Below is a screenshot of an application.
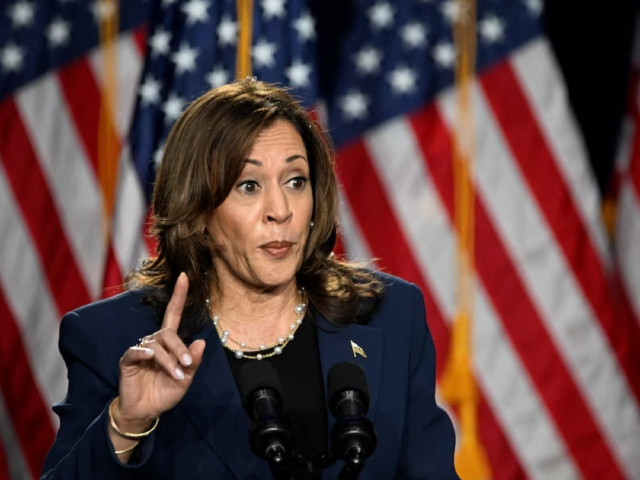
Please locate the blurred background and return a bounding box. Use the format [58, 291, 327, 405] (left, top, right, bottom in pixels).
[1, 0, 639, 479]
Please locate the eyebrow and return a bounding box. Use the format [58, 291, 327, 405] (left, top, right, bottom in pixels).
[244, 154, 308, 166]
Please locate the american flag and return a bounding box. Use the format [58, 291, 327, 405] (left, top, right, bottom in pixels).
[1, 0, 639, 479]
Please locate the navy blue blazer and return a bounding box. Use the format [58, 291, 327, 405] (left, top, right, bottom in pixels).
[41, 274, 459, 479]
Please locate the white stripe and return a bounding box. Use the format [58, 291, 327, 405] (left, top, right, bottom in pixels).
[512, 39, 611, 269]
[112, 146, 150, 273]
[16, 74, 106, 300]
[0, 393, 31, 480]
[362, 117, 579, 479]
[337, 185, 374, 262]
[0, 164, 67, 420]
[474, 280, 578, 480]
[616, 183, 640, 320]
[439, 82, 640, 478]
[615, 117, 634, 175]
[89, 33, 144, 137]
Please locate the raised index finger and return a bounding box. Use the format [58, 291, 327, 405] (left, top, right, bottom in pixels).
[162, 272, 189, 331]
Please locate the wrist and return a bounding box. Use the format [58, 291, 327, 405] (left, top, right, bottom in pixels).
[109, 397, 159, 439]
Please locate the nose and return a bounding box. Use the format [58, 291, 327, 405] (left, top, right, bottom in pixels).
[264, 186, 292, 224]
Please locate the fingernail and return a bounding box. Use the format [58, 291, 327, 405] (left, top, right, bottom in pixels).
[142, 348, 154, 357]
[174, 367, 185, 380]
[182, 353, 193, 366]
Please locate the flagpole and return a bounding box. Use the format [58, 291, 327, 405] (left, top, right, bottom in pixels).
[98, 0, 120, 291]
[439, 0, 491, 478]
[236, 0, 254, 78]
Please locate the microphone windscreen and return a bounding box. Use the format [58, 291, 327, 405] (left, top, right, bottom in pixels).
[238, 360, 283, 404]
[327, 361, 370, 404]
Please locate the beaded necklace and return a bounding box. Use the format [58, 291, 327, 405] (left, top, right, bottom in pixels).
[206, 288, 307, 360]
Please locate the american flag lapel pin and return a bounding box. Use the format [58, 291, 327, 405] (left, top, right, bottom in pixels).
[350, 340, 367, 358]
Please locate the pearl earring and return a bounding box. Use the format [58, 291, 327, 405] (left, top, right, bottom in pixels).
[310, 221, 315, 229]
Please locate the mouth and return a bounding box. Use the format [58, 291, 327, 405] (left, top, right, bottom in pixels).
[260, 241, 295, 258]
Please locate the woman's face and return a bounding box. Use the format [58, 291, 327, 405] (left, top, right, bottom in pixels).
[207, 119, 313, 292]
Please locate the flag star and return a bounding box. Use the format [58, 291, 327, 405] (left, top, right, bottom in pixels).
[261, 0, 287, 20]
[293, 12, 316, 42]
[217, 15, 237, 46]
[401, 22, 428, 48]
[479, 15, 505, 44]
[46, 18, 71, 48]
[172, 42, 199, 74]
[206, 65, 229, 88]
[368, 2, 395, 30]
[163, 93, 185, 122]
[524, 0, 543, 17]
[182, 0, 209, 24]
[353, 45, 383, 75]
[440, 0, 472, 25]
[339, 91, 369, 120]
[139, 76, 162, 106]
[8, 1, 36, 28]
[149, 28, 172, 57]
[285, 60, 312, 87]
[0, 42, 25, 72]
[440, 0, 460, 23]
[432, 41, 456, 68]
[91, 0, 116, 23]
[388, 66, 417, 94]
[252, 39, 277, 68]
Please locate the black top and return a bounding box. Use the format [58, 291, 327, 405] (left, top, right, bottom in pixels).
[224, 318, 330, 477]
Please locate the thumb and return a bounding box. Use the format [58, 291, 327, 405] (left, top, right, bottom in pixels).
[188, 339, 206, 369]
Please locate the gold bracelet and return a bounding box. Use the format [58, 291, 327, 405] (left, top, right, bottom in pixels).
[108, 398, 159, 439]
[114, 441, 139, 455]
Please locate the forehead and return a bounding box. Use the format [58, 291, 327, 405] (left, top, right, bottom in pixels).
[249, 119, 306, 155]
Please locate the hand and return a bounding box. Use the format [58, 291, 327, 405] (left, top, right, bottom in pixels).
[113, 273, 206, 432]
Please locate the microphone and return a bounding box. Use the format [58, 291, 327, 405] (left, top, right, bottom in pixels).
[238, 361, 292, 479]
[327, 361, 377, 480]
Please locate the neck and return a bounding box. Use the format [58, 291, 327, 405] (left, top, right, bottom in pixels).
[209, 279, 300, 343]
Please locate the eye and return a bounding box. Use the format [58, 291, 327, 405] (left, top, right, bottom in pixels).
[237, 180, 260, 195]
[286, 176, 308, 191]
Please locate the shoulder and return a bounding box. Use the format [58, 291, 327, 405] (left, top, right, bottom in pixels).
[363, 270, 426, 326]
[376, 270, 420, 293]
[367, 270, 423, 306]
[60, 289, 158, 355]
[69, 289, 151, 318]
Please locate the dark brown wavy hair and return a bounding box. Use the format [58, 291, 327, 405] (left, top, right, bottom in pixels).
[128, 79, 383, 339]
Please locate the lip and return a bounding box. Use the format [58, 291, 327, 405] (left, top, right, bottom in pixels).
[260, 241, 294, 258]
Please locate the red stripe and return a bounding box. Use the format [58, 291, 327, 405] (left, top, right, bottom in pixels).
[480, 61, 640, 404]
[101, 242, 124, 299]
[478, 397, 528, 480]
[0, 287, 56, 478]
[132, 25, 148, 56]
[338, 135, 527, 478]
[0, 99, 91, 315]
[407, 107, 536, 479]
[411, 103, 625, 479]
[336, 140, 450, 370]
[57, 59, 103, 175]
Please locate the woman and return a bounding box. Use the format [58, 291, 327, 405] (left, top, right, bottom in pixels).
[41, 79, 459, 479]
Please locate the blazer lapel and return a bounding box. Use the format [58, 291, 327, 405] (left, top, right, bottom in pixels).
[176, 324, 269, 479]
[316, 316, 383, 427]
